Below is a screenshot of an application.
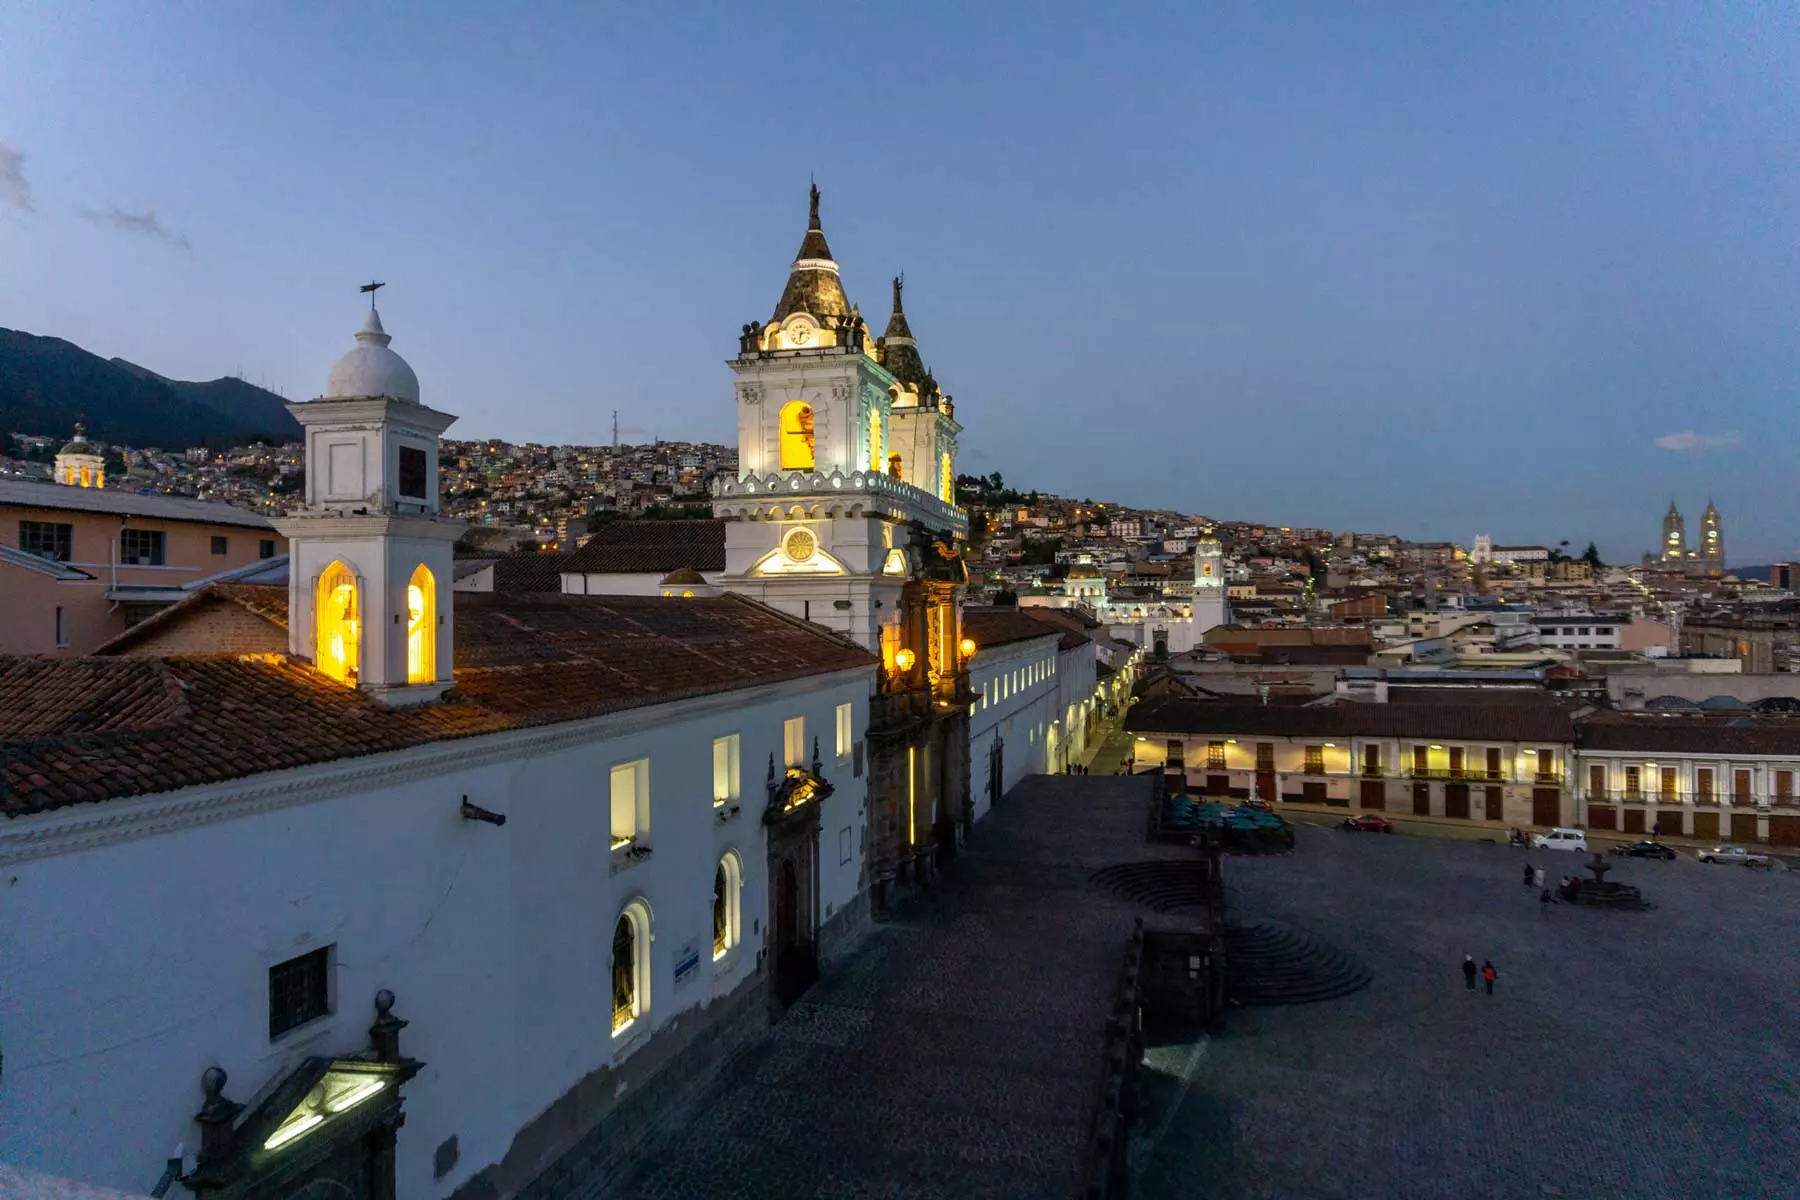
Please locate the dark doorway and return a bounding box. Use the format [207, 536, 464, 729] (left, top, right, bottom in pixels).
[1360, 780, 1385, 810]
[1623, 808, 1645, 834]
[1256, 772, 1276, 803]
[1484, 786, 1503, 821]
[1444, 784, 1470, 820]
[1412, 782, 1430, 816]
[988, 738, 1004, 810]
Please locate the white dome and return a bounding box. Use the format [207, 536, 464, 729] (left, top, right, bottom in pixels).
[324, 307, 420, 403]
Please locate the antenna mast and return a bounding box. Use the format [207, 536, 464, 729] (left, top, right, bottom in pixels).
[612, 410, 619, 453]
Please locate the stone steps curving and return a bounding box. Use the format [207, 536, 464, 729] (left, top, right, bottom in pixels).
[1223, 922, 1371, 1006]
[1090, 861, 1224, 916]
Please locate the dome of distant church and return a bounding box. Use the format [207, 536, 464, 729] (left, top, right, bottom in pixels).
[325, 306, 420, 403]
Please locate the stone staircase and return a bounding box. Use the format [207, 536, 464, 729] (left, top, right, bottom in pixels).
[1222, 921, 1371, 1007]
[1090, 861, 1224, 918]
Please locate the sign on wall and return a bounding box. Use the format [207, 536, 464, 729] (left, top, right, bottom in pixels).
[673, 939, 700, 988]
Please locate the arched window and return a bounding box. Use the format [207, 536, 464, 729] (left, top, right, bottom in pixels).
[779, 401, 815, 470]
[611, 901, 651, 1036]
[940, 452, 953, 503]
[713, 852, 742, 960]
[315, 562, 360, 685]
[406, 564, 436, 684]
[888, 452, 903, 481]
[868, 407, 883, 473]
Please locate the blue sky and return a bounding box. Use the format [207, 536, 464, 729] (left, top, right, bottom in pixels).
[2, 3, 1796, 562]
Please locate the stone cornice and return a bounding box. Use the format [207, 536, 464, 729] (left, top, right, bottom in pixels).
[270, 512, 465, 542]
[711, 469, 968, 539]
[0, 666, 875, 868]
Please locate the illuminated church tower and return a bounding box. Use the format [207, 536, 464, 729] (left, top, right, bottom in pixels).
[272, 291, 462, 707]
[1660, 501, 1686, 566]
[715, 185, 972, 902]
[1192, 531, 1229, 635]
[1700, 500, 1724, 576]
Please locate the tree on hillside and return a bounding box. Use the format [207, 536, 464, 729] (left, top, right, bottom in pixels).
[1581, 541, 1605, 569]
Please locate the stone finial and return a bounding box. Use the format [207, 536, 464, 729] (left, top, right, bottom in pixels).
[194, 1066, 243, 1166]
[371, 989, 408, 1063]
[811, 735, 823, 775]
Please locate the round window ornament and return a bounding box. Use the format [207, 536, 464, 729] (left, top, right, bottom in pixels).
[785, 529, 817, 562]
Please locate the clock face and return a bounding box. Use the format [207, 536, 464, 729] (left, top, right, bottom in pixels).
[787, 322, 813, 346]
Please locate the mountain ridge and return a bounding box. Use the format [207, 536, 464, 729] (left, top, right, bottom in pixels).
[0, 327, 301, 449]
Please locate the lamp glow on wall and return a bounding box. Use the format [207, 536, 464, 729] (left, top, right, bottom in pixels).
[895, 649, 916, 673]
[959, 637, 976, 658]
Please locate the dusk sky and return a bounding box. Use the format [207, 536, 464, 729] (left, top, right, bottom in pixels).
[3, 3, 1796, 562]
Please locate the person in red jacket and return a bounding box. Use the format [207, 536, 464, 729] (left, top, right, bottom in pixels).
[1481, 960, 1498, 995]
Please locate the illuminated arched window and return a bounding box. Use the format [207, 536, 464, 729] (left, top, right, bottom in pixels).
[868, 407, 883, 473]
[80, 466, 92, 488]
[406, 564, 436, 684]
[779, 401, 815, 470]
[940, 452, 953, 503]
[612, 901, 651, 1036]
[713, 852, 742, 959]
[888, 452, 903, 481]
[315, 562, 360, 684]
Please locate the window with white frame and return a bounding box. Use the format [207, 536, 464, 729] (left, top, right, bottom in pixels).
[611, 759, 648, 848]
[835, 702, 853, 760]
[712, 735, 739, 806]
[784, 716, 806, 767]
[713, 853, 741, 959]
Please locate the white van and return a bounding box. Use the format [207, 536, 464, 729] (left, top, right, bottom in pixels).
[1533, 827, 1588, 852]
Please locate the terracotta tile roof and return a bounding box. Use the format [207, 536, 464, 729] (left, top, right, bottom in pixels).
[490, 550, 571, 593]
[1578, 712, 1800, 755]
[3, 592, 875, 817]
[1125, 699, 1576, 744]
[962, 607, 1064, 652]
[562, 519, 726, 574]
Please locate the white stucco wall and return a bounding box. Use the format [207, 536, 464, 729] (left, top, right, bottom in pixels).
[968, 634, 1062, 817]
[0, 668, 873, 1200]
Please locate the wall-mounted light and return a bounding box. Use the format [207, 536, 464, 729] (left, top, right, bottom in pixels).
[895, 649, 916, 672]
[960, 637, 976, 657]
[1429, 744, 1444, 750]
[1323, 742, 1337, 748]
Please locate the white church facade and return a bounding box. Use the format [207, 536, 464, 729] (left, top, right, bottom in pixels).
[0, 298, 879, 1200]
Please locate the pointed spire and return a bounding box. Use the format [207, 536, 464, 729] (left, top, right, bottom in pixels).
[883, 272, 916, 342]
[771, 181, 849, 322]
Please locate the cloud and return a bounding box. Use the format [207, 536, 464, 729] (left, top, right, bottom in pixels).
[80, 206, 191, 249]
[0, 142, 31, 211]
[1654, 430, 1740, 452]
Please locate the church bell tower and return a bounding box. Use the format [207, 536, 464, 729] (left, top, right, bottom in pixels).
[716, 186, 974, 906]
[273, 290, 463, 707]
[1192, 532, 1229, 635]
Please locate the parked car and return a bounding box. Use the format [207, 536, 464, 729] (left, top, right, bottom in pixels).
[1532, 827, 1588, 852]
[1698, 845, 1774, 868]
[1610, 840, 1677, 860]
[1340, 814, 1395, 833]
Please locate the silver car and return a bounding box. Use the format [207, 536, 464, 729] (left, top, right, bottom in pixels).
[1697, 845, 1774, 869]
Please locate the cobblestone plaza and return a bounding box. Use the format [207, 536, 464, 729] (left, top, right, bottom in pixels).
[1139, 828, 1800, 1200]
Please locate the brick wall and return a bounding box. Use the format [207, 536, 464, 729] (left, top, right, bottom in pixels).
[117, 600, 285, 657]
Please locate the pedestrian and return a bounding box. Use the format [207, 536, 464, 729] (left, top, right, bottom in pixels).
[1522, 862, 1534, 887]
[1462, 954, 1477, 990]
[1534, 866, 1546, 890]
[1481, 960, 1497, 995]
[1539, 886, 1552, 912]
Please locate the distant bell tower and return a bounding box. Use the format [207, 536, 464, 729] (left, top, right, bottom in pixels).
[1660, 501, 1685, 566]
[1700, 500, 1724, 576]
[272, 288, 463, 707]
[1192, 531, 1229, 635]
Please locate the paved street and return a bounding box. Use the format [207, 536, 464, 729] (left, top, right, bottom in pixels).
[616, 775, 1168, 1199]
[1137, 826, 1800, 1200]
